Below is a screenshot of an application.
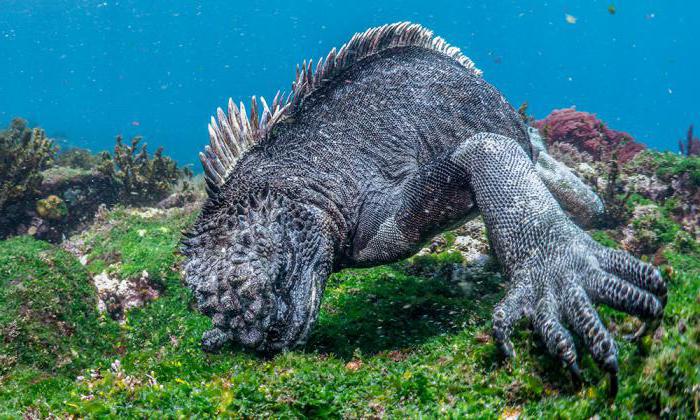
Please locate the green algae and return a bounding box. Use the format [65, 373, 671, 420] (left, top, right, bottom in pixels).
[0, 203, 697, 418]
[0, 236, 117, 375]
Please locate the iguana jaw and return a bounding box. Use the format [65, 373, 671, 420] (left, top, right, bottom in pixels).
[263, 267, 327, 352]
[264, 204, 335, 352]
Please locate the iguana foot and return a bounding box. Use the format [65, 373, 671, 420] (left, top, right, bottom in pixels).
[492, 233, 666, 396]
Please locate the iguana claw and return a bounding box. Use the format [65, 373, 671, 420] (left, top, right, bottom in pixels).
[608, 372, 619, 398]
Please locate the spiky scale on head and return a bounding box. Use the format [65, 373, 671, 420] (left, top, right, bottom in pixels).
[182, 188, 335, 352]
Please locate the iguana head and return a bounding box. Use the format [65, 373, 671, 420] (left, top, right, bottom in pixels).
[182, 190, 334, 353]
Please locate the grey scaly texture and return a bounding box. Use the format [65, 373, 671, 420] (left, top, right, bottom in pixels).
[182, 22, 666, 395]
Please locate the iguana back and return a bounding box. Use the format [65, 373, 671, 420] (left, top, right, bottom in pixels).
[203, 25, 529, 257]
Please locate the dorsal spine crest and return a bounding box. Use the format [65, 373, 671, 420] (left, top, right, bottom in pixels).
[200, 22, 481, 192]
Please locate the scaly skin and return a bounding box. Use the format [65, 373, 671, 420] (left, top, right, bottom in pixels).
[182, 23, 666, 395]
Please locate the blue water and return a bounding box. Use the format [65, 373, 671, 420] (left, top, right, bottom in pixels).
[1, 1, 697, 168]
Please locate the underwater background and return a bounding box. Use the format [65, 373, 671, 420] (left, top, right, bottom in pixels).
[1, 0, 698, 166]
[1, 1, 699, 417]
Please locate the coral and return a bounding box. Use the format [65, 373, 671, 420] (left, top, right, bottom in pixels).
[536, 108, 645, 163]
[0, 118, 56, 236]
[36, 194, 68, 221]
[97, 136, 188, 205]
[679, 125, 700, 157]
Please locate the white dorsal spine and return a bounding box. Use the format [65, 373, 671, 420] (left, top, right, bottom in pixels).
[200, 21, 481, 191]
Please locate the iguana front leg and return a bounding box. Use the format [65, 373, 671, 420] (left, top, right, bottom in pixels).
[454, 133, 665, 394]
[462, 134, 666, 393]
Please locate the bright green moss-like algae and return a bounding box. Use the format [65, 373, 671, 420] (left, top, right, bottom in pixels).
[0, 204, 697, 417]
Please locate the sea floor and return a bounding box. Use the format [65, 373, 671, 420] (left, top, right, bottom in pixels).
[0, 200, 697, 418]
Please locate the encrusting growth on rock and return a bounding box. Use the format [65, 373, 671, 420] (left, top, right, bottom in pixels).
[536, 108, 645, 163]
[182, 22, 667, 396]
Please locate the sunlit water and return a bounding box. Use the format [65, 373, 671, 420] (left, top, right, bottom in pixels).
[1, 0, 697, 167]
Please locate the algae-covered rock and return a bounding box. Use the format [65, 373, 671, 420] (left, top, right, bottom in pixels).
[35, 194, 68, 220]
[0, 236, 111, 373]
[93, 269, 161, 320]
[55, 147, 100, 170]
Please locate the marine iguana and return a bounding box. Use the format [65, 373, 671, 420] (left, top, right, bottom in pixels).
[182, 22, 666, 394]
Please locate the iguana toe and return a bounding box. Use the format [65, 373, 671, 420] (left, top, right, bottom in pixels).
[583, 269, 665, 321]
[562, 282, 619, 374]
[492, 281, 533, 359]
[532, 291, 579, 369]
[596, 247, 667, 299]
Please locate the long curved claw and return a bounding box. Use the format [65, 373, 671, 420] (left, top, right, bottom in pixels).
[568, 361, 584, 388]
[623, 317, 661, 342]
[497, 338, 516, 359]
[623, 321, 648, 342]
[608, 372, 619, 398]
[492, 281, 532, 359]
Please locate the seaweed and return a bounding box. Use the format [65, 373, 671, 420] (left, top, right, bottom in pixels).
[97, 135, 190, 206]
[679, 124, 700, 157]
[0, 118, 56, 236]
[536, 108, 645, 163]
[0, 236, 118, 374]
[35, 194, 68, 221]
[0, 205, 697, 417]
[599, 151, 633, 227]
[56, 147, 100, 170]
[517, 101, 535, 125]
